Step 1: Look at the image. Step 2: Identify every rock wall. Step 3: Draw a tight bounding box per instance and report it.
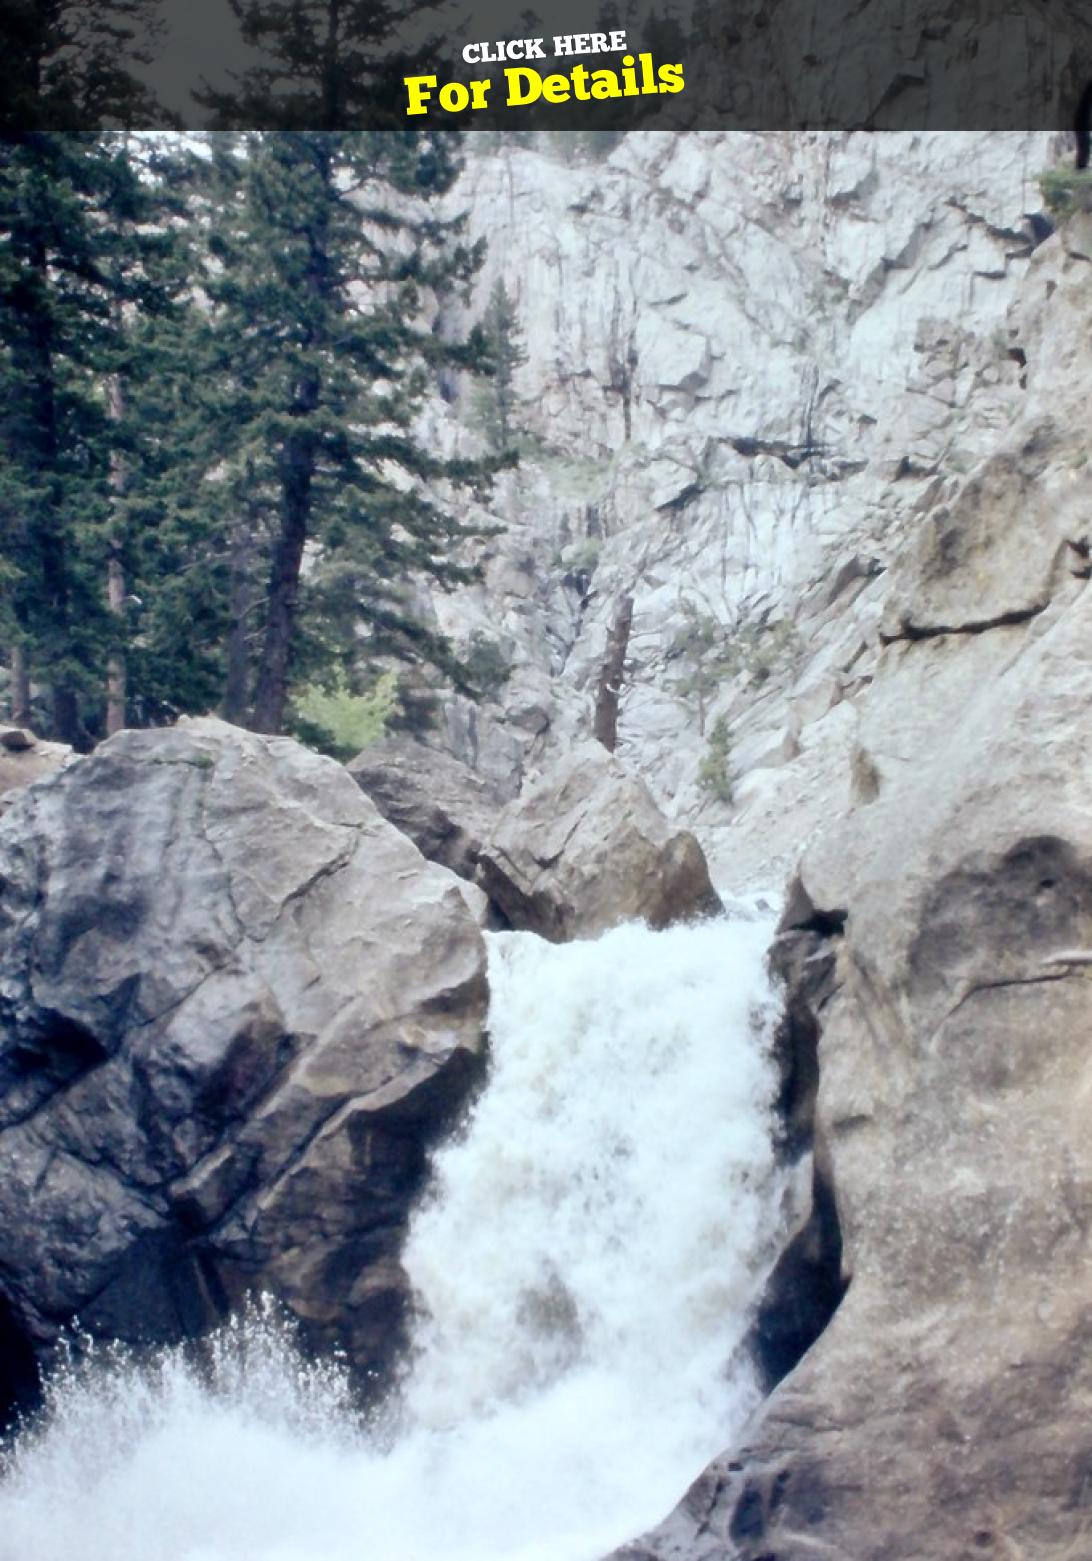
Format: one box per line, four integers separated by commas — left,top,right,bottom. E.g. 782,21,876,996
422,129,1067,891
608,208,1092,1558
400,128,1092,1559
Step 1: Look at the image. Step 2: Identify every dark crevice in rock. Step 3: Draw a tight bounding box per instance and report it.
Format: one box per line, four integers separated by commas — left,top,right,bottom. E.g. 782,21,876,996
730,435,824,470
0,1010,112,1132
0,1290,41,1436
750,1156,848,1394
879,599,1049,644
742,891,849,1399
14,1011,107,1080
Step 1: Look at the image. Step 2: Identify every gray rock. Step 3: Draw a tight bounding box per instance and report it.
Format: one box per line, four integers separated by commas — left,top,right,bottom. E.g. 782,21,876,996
610,240,1092,1557
347,734,509,881
475,742,722,941
0,718,487,1408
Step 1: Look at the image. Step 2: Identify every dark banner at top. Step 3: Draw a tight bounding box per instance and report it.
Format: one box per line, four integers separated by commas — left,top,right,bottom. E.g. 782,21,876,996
1,0,1090,134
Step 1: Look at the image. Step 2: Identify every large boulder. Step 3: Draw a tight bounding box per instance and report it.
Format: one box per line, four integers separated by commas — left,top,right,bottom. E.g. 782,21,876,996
475,742,723,941
611,230,1092,1561
0,718,487,1421
347,734,510,881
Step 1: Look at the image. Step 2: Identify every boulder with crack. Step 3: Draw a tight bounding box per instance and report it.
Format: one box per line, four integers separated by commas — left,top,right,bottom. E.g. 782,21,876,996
347,733,511,883
0,717,488,1421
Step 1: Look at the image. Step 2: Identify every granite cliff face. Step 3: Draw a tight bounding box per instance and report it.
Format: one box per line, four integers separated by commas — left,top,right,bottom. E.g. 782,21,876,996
424,130,1065,886
607,208,1092,1560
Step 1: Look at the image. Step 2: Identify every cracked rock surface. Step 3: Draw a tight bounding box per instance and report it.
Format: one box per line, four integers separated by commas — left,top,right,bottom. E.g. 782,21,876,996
609,215,1092,1560
0,718,488,1413
417,131,1075,891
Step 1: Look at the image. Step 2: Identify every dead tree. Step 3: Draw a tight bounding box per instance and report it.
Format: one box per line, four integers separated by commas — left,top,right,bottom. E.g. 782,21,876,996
593,593,634,753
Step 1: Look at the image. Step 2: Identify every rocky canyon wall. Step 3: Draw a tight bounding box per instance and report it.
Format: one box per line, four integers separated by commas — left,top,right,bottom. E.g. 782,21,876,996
424,130,1067,889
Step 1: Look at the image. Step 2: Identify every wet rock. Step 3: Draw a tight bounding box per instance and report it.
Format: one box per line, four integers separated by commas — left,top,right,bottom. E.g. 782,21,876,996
0,718,488,1411
475,742,722,941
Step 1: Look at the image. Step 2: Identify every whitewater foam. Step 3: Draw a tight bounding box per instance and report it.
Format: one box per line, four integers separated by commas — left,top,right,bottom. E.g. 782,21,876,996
0,912,787,1561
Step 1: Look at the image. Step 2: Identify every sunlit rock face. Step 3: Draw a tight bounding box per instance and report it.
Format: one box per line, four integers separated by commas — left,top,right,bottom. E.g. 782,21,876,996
421,129,1066,891
604,207,1092,1559
397,132,1092,1559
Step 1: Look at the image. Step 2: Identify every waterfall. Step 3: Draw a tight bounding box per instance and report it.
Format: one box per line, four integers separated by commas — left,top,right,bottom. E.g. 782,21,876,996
0,911,788,1561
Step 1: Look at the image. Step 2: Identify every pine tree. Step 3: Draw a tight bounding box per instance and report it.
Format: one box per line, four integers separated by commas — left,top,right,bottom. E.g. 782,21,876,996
475,278,526,453
197,131,499,736
0,1,167,130
0,132,193,743
201,0,441,130
1,132,504,744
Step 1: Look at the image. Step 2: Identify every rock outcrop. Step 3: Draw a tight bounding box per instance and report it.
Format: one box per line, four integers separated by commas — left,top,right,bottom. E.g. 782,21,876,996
0,718,488,1422
475,742,723,941
611,213,1092,1560
347,734,510,881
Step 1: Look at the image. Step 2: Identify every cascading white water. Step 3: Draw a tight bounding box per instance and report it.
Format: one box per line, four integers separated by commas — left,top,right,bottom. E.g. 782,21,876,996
0,911,787,1561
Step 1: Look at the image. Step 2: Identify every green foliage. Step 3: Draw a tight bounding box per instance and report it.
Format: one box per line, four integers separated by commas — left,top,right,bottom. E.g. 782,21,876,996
0,131,194,745
668,600,801,728
289,669,400,760
1039,167,1092,219
557,539,601,581
0,0,168,129
735,619,803,686
198,0,450,130
668,602,736,727
0,131,505,745
698,715,734,805
462,631,512,697
196,131,501,734
473,278,527,454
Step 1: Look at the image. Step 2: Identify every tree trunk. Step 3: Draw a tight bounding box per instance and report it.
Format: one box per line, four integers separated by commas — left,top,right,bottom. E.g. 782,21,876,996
249,428,315,735
28,256,82,750
245,144,331,736
221,492,259,726
105,552,126,735
593,592,634,754
105,375,127,736
10,646,31,726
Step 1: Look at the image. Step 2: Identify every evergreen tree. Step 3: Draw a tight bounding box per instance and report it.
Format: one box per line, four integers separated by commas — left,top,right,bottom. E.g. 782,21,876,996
475,277,526,453
201,0,442,129
0,131,193,743
0,131,503,744
197,131,499,735
0,1,168,130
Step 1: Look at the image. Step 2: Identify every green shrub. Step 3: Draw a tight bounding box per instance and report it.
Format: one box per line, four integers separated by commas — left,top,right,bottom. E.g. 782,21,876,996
290,670,400,761
1039,167,1092,219
463,631,512,697
669,600,801,724
698,715,734,804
